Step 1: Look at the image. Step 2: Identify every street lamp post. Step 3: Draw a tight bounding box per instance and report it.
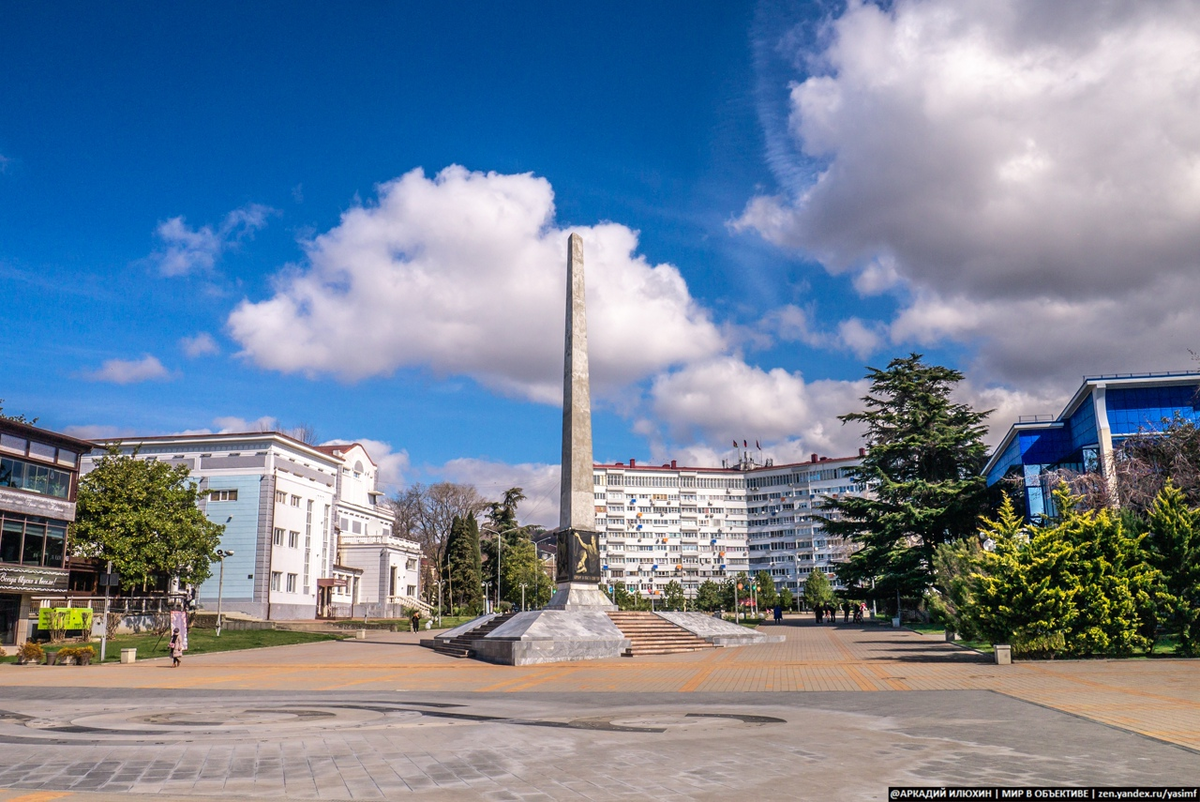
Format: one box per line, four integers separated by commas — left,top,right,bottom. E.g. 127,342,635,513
215,549,234,637
483,580,492,614
519,582,527,612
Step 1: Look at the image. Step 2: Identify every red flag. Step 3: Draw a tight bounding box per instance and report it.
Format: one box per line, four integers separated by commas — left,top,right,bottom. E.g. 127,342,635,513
743,440,748,448
732,440,737,448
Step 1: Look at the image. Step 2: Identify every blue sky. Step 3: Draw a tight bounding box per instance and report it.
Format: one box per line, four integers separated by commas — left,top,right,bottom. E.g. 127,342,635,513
4,1,1199,524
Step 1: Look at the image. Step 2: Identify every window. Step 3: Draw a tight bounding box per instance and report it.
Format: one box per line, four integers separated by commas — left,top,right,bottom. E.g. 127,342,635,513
0,456,72,499
290,495,301,507
389,566,397,596
286,573,297,593
209,489,238,502
275,490,287,504
270,572,282,591
352,520,362,534
288,531,299,548
273,528,284,546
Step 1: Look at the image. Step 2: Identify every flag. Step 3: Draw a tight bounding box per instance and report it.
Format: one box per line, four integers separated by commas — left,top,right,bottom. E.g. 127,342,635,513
743,440,748,448
732,440,737,448
756,440,761,450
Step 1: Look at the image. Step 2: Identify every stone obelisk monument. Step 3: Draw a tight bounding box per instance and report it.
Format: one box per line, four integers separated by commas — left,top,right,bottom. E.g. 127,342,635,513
546,233,615,610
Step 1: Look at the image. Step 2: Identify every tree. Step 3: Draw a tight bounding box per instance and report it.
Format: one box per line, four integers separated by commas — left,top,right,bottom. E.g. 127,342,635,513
444,514,484,615
695,579,723,611
501,537,554,610
754,570,778,609
966,486,1159,658
823,354,991,612
1146,481,1200,655
610,581,638,610
662,580,686,611
73,447,224,590
390,483,487,606
804,569,834,610
779,587,795,611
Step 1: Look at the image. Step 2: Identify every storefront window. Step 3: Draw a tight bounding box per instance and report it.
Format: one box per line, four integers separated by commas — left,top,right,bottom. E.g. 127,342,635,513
44,524,65,568
0,456,71,498
22,522,44,566
0,520,21,564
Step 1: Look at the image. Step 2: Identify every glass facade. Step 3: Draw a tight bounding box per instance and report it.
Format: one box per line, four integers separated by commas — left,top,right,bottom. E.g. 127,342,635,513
0,455,72,498
0,513,67,568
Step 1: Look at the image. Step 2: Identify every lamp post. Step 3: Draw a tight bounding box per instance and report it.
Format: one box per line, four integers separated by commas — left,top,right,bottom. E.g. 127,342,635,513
519,582,527,612
215,549,234,637
479,524,524,610
483,580,492,614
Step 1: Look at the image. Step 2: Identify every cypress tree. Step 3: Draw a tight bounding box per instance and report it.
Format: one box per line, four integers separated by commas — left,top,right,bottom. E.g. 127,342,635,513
1147,481,1200,655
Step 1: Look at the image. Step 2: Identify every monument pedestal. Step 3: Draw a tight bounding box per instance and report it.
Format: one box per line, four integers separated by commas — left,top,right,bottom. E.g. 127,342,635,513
546,581,616,611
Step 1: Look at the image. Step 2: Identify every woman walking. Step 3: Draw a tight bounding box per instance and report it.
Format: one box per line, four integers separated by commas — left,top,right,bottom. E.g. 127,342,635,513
169,628,183,668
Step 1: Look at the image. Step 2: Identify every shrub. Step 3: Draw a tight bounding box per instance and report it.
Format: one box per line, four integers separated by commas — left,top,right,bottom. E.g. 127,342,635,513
16,641,44,664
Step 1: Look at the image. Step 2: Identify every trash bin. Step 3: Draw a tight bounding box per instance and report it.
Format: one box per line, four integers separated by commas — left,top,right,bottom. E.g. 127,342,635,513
891,616,901,628
355,629,367,640
120,648,136,664
994,644,1012,665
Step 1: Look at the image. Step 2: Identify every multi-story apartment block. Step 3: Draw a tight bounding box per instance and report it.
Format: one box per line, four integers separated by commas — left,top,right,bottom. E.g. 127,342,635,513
82,432,420,620
594,450,866,599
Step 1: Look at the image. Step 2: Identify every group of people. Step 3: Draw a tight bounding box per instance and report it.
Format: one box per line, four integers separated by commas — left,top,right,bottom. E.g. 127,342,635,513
814,601,868,624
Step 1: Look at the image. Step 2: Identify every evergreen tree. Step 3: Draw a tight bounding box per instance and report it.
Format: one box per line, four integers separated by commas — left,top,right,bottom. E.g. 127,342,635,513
823,354,991,611
445,514,484,615
968,486,1159,657
779,587,795,611
610,581,638,611
803,569,834,609
73,447,224,590
695,579,723,611
662,580,686,611
1147,481,1200,655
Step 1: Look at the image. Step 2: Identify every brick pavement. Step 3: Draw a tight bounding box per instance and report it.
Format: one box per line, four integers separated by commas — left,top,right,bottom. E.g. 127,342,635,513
1,617,1198,769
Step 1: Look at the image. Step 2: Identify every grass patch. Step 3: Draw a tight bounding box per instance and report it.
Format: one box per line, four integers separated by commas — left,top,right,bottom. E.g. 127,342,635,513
0,629,347,664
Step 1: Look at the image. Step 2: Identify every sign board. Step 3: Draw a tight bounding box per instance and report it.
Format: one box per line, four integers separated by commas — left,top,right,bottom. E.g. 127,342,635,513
37,607,93,630
0,565,69,594
0,486,75,520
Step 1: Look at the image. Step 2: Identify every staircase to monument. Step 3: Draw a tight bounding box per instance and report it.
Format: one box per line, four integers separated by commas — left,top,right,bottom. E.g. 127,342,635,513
607,612,714,657
422,612,517,659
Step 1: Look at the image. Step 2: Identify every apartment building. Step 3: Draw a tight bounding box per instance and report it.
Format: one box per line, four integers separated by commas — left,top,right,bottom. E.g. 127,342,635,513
594,450,866,599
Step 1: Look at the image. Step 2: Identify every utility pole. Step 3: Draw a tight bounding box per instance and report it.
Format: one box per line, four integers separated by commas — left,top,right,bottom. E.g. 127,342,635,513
215,549,233,636
99,561,114,663
520,582,527,612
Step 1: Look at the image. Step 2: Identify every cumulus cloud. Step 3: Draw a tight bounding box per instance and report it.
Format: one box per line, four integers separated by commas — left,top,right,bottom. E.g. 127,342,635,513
739,0,1200,388
227,166,725,402
180,332,220,358
63,424,136,441
151,203,273,277
83,355,170,384
649,357,867,456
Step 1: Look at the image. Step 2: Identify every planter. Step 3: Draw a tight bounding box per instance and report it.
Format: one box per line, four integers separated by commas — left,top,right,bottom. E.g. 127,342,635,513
891,616,901,628
120,648,137,664
994,644,1012,665
355,629,367,640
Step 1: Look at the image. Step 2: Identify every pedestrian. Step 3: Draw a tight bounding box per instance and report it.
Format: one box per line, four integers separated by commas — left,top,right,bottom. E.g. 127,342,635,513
169,628,183,668
815,605,823,624
773,604,783,624
827,604,836,624
410,610,421,632
842,601,851,623
713,608,723,619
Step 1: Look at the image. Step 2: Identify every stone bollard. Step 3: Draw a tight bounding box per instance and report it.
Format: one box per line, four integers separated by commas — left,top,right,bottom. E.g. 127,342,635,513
945,629,957,642
892,616,901,628
355,629,367,640
994,644,1012,665
120,648,137,664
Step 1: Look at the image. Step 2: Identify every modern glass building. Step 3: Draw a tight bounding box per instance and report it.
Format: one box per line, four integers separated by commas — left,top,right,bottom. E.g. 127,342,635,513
984,372,1200,519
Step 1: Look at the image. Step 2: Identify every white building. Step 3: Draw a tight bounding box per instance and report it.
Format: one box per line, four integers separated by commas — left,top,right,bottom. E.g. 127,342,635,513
594,450,866,600
314,443,424,617
82,433,422,620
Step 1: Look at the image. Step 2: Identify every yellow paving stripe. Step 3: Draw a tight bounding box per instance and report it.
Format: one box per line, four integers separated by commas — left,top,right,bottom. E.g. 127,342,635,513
4,793,73,802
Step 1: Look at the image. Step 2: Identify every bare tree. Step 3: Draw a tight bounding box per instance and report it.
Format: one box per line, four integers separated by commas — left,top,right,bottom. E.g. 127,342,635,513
388,483,488,605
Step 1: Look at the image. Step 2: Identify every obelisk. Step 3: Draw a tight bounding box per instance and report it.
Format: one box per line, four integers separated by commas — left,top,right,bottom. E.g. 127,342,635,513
546,233,615,610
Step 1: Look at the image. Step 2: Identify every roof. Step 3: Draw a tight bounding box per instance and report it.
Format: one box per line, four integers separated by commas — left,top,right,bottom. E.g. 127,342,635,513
312,442,378,469
89,430,337,463
0,417,96,453
593,453,862,474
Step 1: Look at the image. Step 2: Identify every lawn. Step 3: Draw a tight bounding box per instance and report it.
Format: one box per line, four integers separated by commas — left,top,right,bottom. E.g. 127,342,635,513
1,628,346,664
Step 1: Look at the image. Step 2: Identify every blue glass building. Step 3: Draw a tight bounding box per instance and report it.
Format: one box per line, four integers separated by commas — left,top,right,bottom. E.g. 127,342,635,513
984,372,1200,519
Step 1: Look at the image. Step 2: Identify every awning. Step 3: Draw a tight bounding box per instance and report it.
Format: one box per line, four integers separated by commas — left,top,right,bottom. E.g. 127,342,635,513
316,578,348,588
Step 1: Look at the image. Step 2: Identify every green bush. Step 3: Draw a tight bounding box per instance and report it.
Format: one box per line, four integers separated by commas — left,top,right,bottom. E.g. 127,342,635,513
16,641,44,664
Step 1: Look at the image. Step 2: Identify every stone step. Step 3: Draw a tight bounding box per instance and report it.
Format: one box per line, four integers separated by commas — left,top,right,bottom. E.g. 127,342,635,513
606,611,713,657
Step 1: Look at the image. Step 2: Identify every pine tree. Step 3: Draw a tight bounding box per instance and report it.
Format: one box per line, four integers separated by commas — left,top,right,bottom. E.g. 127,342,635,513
445,514,484,615
823,354,991,612
662,580,686,611
754,570,778,609
695,580,723,611
1147,481,1200,655
803,568,834,609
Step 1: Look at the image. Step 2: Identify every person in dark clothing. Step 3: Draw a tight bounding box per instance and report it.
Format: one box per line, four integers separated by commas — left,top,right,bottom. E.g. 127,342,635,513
842,601,851,623
773,604,783,623
410,610,421,632
815,605,824,624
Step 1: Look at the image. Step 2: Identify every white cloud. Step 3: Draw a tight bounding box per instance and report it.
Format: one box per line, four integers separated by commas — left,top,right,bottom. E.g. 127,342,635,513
649,357,867,456
83,355,170,384
758,304,828,348
180,332,220,358
739,0,1200,388
63,424,135,441
152,203,273,277
836,317,884,359
211,415,278,433
227,166,725,402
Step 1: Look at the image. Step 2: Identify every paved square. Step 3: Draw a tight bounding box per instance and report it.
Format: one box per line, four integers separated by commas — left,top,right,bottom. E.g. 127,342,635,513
0,620,1195,800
